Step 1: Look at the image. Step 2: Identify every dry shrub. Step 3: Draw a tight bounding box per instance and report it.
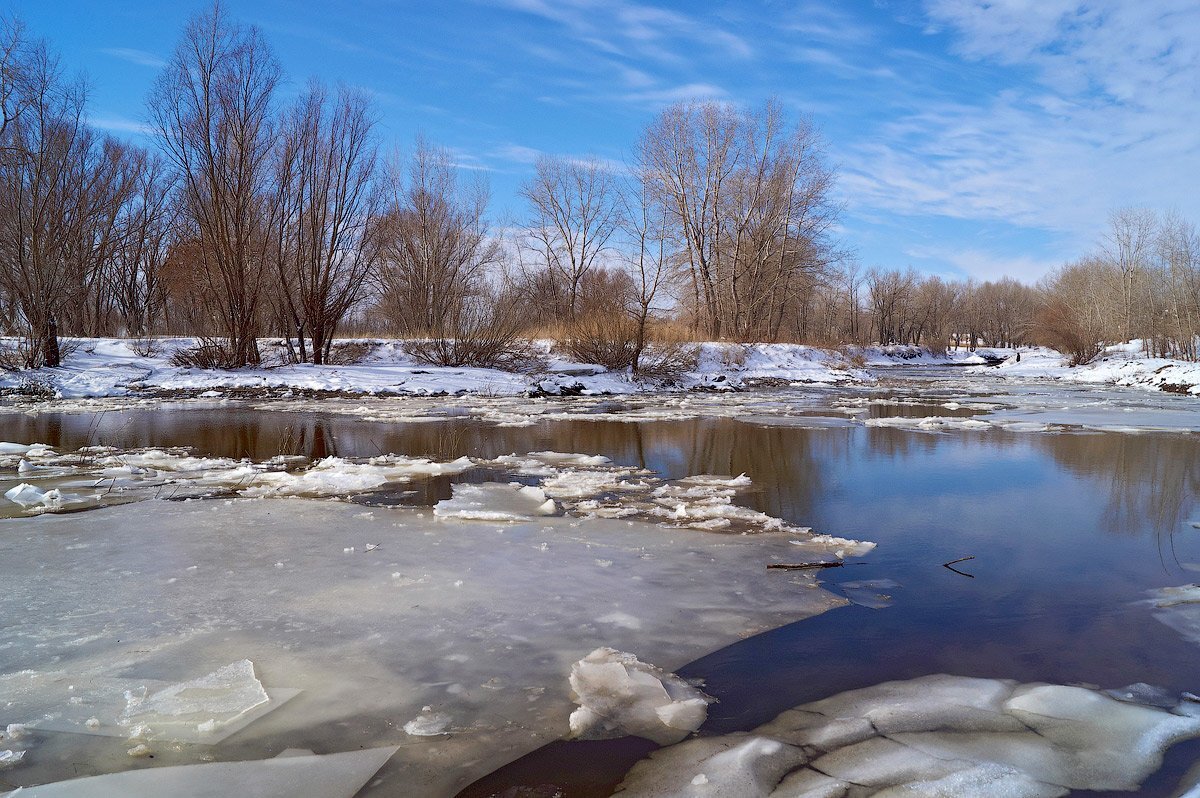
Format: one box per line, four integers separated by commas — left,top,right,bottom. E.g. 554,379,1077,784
557,316,698,382
558,314,640,370
1033,298,1103,366
404,295,543,371
325,340,378,365
170,339,258,369
130,336,161,357
634,337,698,383
0,339,36,371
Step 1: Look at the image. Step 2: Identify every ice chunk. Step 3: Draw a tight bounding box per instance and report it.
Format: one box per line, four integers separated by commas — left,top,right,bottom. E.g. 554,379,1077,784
618,734,807,796
433,483,558,521
567,647,714,745
4,483,65,510
618,675,1200,796
0,746,397,798
403,707,452,736
120,659,269,737
0,749,24,770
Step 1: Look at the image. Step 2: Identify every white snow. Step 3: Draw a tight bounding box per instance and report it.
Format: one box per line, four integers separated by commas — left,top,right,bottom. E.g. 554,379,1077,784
617,674,1200,796
567,647,714,745
0,337,870,399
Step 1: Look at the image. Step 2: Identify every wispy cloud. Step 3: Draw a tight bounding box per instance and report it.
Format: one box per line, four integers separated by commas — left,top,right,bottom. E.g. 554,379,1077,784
844,0,1200,247
100,47,166,68
88,115,154,136
905,245,1062,283
489,0,753,61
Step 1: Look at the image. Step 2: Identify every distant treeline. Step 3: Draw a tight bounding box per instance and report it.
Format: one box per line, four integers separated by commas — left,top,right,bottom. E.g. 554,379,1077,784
0,7,1196,372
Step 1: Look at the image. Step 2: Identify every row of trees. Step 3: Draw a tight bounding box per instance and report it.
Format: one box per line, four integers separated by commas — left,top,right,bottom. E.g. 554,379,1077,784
0,8,850,371
0,8,1196,372
1039,209,1200,363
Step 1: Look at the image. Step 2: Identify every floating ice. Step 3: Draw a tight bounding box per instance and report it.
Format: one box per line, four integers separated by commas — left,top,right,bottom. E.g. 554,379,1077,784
0,745,398,798
0,493,847,793
567,647,714,746
1,482,90,512
0,749,24,770
4,482,63,509
617,674,1200,796
433,482,558,521
403,707,452,736
1148,584,1200,649
120,659,269,738
837,578,900,609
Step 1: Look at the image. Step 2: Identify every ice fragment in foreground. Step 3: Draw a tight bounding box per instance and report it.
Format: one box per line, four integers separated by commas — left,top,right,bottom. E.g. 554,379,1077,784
0,746,397,798
120,659,269,737
617,674,1200,796
567,647,714,746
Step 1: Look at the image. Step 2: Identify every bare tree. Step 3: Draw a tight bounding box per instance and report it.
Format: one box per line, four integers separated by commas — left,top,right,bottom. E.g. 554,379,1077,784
148,3,283,367
638,99,840,340
375,138,501,338
0,25,134,367
109,150,176,336
1151,212,1200,359
273,82,380,364
1035,258,1115,365
1103,207,1157,344
620,163,678,371
520,155,619,324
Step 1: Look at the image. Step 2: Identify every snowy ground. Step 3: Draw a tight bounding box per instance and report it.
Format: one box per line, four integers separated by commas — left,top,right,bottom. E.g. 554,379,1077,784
969,341,1200,395
0,338,866,400
3,337,1197,402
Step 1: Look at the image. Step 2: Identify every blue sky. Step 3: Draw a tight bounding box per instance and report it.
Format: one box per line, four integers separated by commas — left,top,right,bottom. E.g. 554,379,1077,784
15,0,1200,283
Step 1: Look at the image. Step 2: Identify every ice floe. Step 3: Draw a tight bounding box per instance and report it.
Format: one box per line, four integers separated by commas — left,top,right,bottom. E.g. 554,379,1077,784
433,483,558,521
0,498,847,794
0,745,398,798
1148,584,1200,649
567,648,714,746
617,674,1200,796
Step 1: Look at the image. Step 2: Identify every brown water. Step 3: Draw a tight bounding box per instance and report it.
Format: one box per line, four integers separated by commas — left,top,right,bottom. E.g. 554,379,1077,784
1,392,1199,796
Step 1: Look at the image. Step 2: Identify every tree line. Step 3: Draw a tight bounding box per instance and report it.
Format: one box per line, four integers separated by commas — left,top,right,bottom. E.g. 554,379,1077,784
0,8,1196,372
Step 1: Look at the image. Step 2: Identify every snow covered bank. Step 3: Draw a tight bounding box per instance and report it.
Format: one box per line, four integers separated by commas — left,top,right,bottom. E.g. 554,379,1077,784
0,338,867,400
617,674,1200,796
975,341,1200,395
0,498,848,795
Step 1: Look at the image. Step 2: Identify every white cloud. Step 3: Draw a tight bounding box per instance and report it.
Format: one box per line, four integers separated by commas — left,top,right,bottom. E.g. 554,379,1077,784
844,0,1200,245
905,245,1062,283
88,116,154,136
100,48,167,68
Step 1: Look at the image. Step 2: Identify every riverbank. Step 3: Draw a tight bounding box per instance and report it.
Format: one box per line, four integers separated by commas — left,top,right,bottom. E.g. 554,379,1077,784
1,337,1197,400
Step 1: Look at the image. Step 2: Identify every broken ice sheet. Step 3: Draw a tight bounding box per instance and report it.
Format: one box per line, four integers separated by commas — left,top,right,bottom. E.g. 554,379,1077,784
836,578,900,609
1147,584,1200,658
617,674,1200,797
567,648,714,746
0,745,397,798
12,661,299,744
120,659,270,738
0,498,846,795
